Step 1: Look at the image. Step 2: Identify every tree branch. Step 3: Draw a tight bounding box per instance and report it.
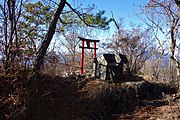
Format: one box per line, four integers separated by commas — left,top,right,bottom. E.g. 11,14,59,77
65,1,96,28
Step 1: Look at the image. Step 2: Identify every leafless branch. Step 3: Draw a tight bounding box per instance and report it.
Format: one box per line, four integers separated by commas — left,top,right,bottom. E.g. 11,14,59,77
111,11,121,32
151,0,179,18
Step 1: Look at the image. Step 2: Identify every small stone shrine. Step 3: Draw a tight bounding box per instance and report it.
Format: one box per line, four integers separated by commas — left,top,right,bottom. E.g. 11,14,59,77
93,53,128,82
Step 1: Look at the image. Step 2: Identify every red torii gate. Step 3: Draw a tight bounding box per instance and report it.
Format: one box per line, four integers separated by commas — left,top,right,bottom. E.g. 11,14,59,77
78,37,100,75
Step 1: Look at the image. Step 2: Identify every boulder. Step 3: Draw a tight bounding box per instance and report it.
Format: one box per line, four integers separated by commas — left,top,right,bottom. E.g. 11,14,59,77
92,54,128,82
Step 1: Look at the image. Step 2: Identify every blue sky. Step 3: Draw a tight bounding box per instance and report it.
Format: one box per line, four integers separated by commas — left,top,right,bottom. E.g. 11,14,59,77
79,0,149,33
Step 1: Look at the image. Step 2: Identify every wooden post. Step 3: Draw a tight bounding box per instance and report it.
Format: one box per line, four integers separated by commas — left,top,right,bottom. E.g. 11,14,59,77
80,40,84,74
94,42,97,58
94,42,97,77
78,37,100,75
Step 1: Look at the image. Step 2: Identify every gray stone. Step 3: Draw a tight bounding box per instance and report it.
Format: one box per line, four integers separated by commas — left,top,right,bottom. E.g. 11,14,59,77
92,54,128,81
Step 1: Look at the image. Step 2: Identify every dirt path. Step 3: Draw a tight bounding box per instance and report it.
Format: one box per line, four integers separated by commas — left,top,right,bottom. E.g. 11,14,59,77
110,93,180,120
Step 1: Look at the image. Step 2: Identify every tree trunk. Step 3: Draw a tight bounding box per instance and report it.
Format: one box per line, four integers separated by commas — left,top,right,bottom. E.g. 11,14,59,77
27,1,66,119
33,0,66,73
170,24,180,88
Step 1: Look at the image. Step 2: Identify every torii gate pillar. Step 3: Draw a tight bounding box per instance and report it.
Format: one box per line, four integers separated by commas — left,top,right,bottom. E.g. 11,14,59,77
78,37,100,75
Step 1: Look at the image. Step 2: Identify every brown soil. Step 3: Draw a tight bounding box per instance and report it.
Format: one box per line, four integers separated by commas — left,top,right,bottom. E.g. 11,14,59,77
0,73,179,120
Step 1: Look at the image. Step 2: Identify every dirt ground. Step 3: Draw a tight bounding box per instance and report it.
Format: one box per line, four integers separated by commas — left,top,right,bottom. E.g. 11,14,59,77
110,96,180,120
81,78,180,120
0,73,180,120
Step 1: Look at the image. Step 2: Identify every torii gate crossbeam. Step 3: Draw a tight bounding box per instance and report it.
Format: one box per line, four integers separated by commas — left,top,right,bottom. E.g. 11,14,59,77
78,37,100,75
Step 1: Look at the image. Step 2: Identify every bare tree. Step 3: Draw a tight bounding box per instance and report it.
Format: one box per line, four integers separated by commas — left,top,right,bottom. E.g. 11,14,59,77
140,0,180,80
0,0,23,72
103,17,155,75
54,23,100,74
